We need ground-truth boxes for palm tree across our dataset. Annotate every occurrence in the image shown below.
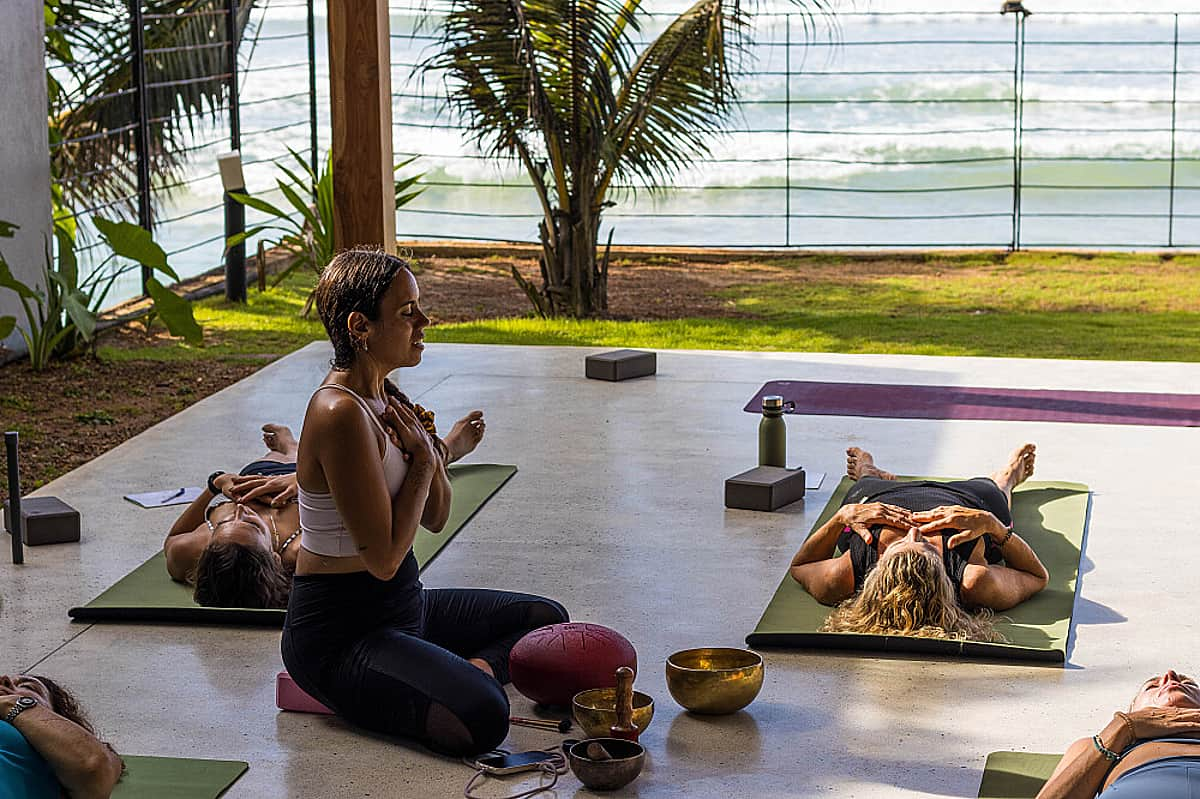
[422,0,829,317]
[47,0,256,222]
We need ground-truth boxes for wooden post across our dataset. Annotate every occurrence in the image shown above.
[326,0,396,253]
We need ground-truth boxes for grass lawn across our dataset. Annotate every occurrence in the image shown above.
[100,251,1200,363]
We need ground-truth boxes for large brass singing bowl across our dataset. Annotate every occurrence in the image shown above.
[571,688,655,739]
[665,647,764,714]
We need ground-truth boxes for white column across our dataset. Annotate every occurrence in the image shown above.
[0,0,52,356]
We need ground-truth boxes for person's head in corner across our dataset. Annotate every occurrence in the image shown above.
[192,505,290,609]
[1130,671,1200,711]
[314,248,427,373]
[821,532,1002,642]
[1,674,97,734]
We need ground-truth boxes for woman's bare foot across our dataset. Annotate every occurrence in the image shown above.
[262,424,299,458]
[846,447,897,480]
[990,443,1036,498]
[443,411,485,463]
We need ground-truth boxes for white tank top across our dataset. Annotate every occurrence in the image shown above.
[298,384,409,557]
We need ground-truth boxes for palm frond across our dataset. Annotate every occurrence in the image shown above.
[49,0,257,219]
[596,0,749,200]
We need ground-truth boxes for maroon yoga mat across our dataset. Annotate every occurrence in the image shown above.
[743,380,1200,427]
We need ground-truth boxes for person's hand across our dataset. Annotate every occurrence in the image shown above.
[0,675,39,718]
[835,503,915,543]
[225,473,299,507]
[909,505,1006,548]
[212,472,238,497]
[1122,706,1200,740]
[382,398,435,462]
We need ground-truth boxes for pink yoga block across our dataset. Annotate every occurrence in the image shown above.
[276,671,334,715]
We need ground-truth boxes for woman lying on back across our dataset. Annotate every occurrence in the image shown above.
[1037,670,1200,798]
[789,444,1049,642]
[281,248,568,756]
[164,414,484,609]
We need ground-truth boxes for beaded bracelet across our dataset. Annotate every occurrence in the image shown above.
[1092,733,1121,762]
[990,524,1015,548]
[1114,711,1138,743]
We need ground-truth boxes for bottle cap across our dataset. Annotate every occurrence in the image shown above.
[762,395,784,411]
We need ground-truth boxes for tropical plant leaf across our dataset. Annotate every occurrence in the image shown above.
[56,282,97,342]
[394,158,426,209]
[93,216,171,274]
[0,220,17,238]
[229,191,294,224]
[276,180,320,235]
[0,256,38,299]
[145,276,202,344]
[53,225,78,291]
[598,0,744,198]
[226,224,284,251]
[0,316,15,341]
[50,0,259,218]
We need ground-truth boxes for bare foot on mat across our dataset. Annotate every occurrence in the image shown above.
[990,442,1036,497]
[846,447,897,481]
[262,424,298,457]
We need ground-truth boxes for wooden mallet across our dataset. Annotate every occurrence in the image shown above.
[609,666,639,742]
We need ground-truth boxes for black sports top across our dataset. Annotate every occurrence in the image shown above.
[835,477,1012,602]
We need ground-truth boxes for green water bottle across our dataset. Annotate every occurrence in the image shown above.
[758,395,787,467]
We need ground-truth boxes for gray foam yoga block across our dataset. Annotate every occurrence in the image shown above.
[585,349,657,381]
[4,496,81,545]
[725,466,806,512]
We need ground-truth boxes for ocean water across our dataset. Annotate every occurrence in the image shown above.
[103,0,1200,305]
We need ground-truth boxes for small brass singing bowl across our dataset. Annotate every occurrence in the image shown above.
[571,688,655,739]
[665,647,764,715]
[566,738,645,791]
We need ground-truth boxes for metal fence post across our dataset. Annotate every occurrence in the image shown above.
[1008,6,1028,251]
[224,0,246,302]
[784,13,791,247]
[308,0,319,192]
[1168,13,1179,247]
[129,0,153,294]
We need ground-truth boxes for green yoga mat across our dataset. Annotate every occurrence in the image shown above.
[114,755,247,799]
[746,476,1090,663]
[69,463,517,625]
[977,751,1061,798]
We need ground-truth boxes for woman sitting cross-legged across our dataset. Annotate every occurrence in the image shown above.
[0,673,123,799]
[789,444,1049,642]
[1037,670,1200,798]
[281,247,568,756]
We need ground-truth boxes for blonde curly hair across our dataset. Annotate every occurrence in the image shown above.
[821,548,1003,643]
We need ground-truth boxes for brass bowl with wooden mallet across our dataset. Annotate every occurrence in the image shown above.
[572,671,655,740]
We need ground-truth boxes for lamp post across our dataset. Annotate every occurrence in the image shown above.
[218,151,246,303]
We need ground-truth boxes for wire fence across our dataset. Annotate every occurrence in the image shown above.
[48,0,320,306]
[49,4,1200,310]
[388,6,1200,249]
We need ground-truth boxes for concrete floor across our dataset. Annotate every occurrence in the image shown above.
[4,343,1200,798]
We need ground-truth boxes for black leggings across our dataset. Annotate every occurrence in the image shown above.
[281,558,568,756]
